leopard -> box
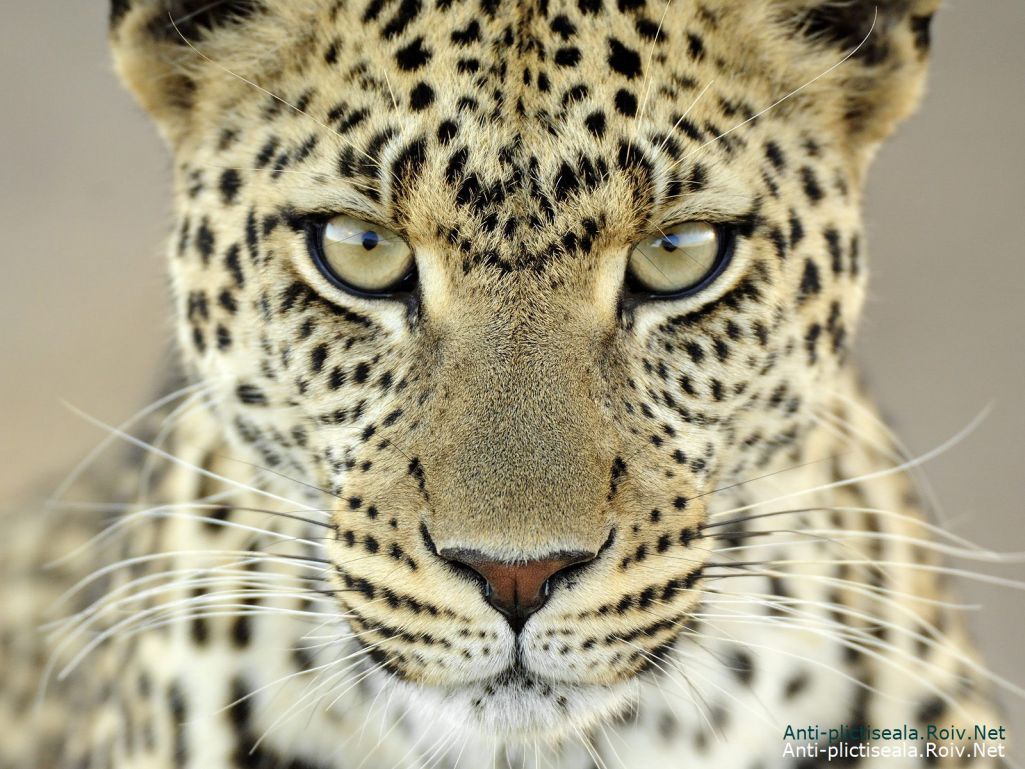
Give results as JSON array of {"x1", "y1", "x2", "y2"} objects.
[{"x1": 0, "y1": 0, "x2": 1015, "y2": 767}]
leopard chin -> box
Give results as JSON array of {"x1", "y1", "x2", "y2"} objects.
[{"x1": 395, "y1": 669, "x2": 637, "y2": 742}]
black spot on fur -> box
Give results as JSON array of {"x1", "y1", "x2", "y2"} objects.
[
  {"x1": 614, "y1": 89, "x2": 638, "y2": 117},
  {"x1": 916, "y1": 696, "x2": 946, "y2": 724},
  {"x1": 584, "y1": 110, "x2": 607, "y2": 137},
  {"x1": 910, "y1": 14, "x2": 933, "y2": 53},
  {"x1": 409, "y1": 82, "x2": 435, "y2": 110},
  {"x1": 800, "y1": 166, "x2": 823, "y2": 203},
  {"x1": 218, "y1": 168, "x2": 242, "y2": 204},
  {"x1": 437, "y1": 120, "x2": 458, "y2": 144},
  {"x1": 608, "y1": 39, "x2": 642, "y2": 78},
  {"x1": 555, "y1": 47, "x2": 582, "y2": 67},
  {"x1": 141, "y1": 1, "x2": 262, "y2": 44},
  {"x1": 381, "y1": 0, "x2": 422, "y2": 39},
  {"x1": 395, "y1": 36, "x2": 431, "y2": 71},
  {"x1": 799, "y1": 258, "x2": 821, "y2": 300}
]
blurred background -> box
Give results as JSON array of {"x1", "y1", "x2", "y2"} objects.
[{"x1": 1, "y1": 1, "x2": 1022, "y2": 730}]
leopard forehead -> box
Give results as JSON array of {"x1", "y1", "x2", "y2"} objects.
[{"x1": 115, "y1": 0, "x2": 929, "y2": 241}]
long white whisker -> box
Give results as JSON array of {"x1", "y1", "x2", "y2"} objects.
[
  {"x1": 58, "y1": 402, "x2": 323, "y2": 515},
  {"x1": 167, "y1": 14, "x2": 382, "y2": 170},
  {"x1": 705, "y1": 505, "x2": 1013, "y2": 557},
  {"x1": 703, "y1": 589, "x2": 1025, "y2": 702},
  {"x1": 45, "y1": 380, "x2": 214, "y2": 507},
  {"x1": 52, "y1": 549, "x2": 328, "y2": 609},
  {"x1": 707, "y1": 404, "x2": 991, "y2": 520},
  {"x1": 668, "y1": 8, "x2": 880, "y2": 170},
  {"x1": 46, "y1": 491, "x2": 241, "y2": 568},
  {"x1": 706, "y1": 556, "x2": 1025, "y2": 591}
]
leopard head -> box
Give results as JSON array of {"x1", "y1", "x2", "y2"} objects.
[{"x1": 111, "y1": 0, "x2": 936, "y2": 740}]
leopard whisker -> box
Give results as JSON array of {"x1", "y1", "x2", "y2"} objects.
[
  {"x1": 703, "y1": 404, "x2": 991, "y2": 521},
  {"x1": 135, "y1": 387, "x2": 219, "y2": 500},
  {"x1": 696, "y1": 451, "x2": 850, "y2": 503},
  {"x1": 449, "y1": 719, "x2": 471, "y2": 769},
  {"x1": 107, "y1": 599, "x2": 338, "y2": 643},
  {"x1": 213, "y1": 452, "x2": 342, "y2": 503},
  {"x1": 60, "y1": 581, "x2": 334, "y2": 638},
  {"x1": 350, "y1": 667, "x2": 394, "y2": 746},
  {"x1": 198, "y1": 650, "x2": 348, "y2": 725},
  {"x1": 275, "y1": 658, "x2": 391, "y2": 751},
  {"x1": 415, "y1": 722, "x2": 462, "y2": 769},
  {"x1": 666, "y1": 8, "x2": 880, "y2": 174},
  {"x1": 54, "y1": 573, "x2": 369, "y2": 651},
  {"x1": 818, "y1": 388, "x2": 946, "y2": 523},
  {"x1": 102, "y1": 509, "x2": 327, "y2": 549},
  {"x1": 659, "y1": 649, "x2": 778, "y2": 735},
  {"x1": 596, "y1": 722, "x2": 630, "y2": 769},
  {"x1": 688, "y1": 610, "x2": 979, "y2": 722},
  {"x1": 703, "y1": 589, "x2": 1025, "y2": 702},
  {"x1": 49, "y1": 555, "x2": 329, "y2": 623},
  {"x1": 698, "y1": 584, "x2": 961, "y2": 669},
  {"x1": 701, "y1": 568, "x2": 976, "y2": 610},
  {"x1": 54, "y1": 541, "x2": 398, "y2": 632},
  {"x1": 254, "y1": 654, "x2": 386, "y2": 752},
  {"x1": 607, "y1": 625, "x2": 719, "y2": 739},
  {"x1": 208, "y1": 623, "x2": 397, "y2": 727},
  {"x1": 45, "y1": 602, "x2": 338, "y2": 696},
  {"x1": 634, "y1": 0, "x2": 674, "y2": 126},
  {"x1": 670, "y1": 524, "x2": 904, "y2": 595},
  {"x1": 46, "y1": 570, "x2": 326, "y2": 636},
  {"x1": 160, "y1": 0, "x2": 240, "y2": 28},
  {"x1": 631, "y1": 638, "x2": 776, "y2": 732},
  {"x1": 351, "y1": 688, "x2": 412, "y2": 769},
  {"x1": 572, "y1": 726, "x2": 611, "y2": 769},
  {"x1": 45, "y1": 490, "x2": 242, "y2": 568},
  {"x1": 52, "y1": 548, "x2": 330, "y2": 609},
  {"x1": 705, "y1": 556, "x2": 1025, "y2": 591},
  {"x1": 703, "y1": 505, "x2": 1012, "y2": 557},
  {"x1": 82, "y1": 585, "x2": 330, "y2": 625},
  {"x1": 51, "y1": 503, "x2": 330, "y2": 574},
  {"x1": 61, "y1": 401, "x2": 323, "y2": 509},
  {"x1": 612, "y1": 443, "x2": 847, "y2": 508},
  {"x1": 38, "y1": 500, "x2": 139, "y2": 512},
  {"x1": 811, "y1": 410, "x2": 904, "y2": 466},
  {"x1": 673, "y1": 622, "x2": 911, "y2": 705},
  {"x1": 652, "y1": 79, "x2": 715, "y2": 160},
  {"x1": 707, "y1": 526, "x2": 1025, "y2": 563},
  {"x1": 166, "y1": 13, "x2": 385, "y2": 173},
  {"x1": 45, "y1": 378, "x2": 217, "y2": 510}
]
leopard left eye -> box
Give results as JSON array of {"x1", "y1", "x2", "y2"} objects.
[
  {"x1": 626, "y1": 221, "x2": 733, "y2": 298},
  {"x1": 308, "y1": 214, "x2": 416, "y2": 297}
]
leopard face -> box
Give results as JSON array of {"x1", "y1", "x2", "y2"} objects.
[{"x1": 111, "y1": 0, "x2": 936, "y2": 740}]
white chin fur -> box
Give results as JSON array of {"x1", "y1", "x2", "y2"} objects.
[{"x1": 394, "y1": 673, "x2": 637, "y2": 743}]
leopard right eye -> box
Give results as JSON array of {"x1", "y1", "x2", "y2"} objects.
[
  {"x1": 308, "y1": 214, "x2": 417, "y2": 297},
  {"x1": 626, "y1": 221, "x2": 733, "y2": 299}
]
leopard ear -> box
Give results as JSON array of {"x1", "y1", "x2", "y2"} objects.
[
  {"x1": 774, "y1": 0, "x2": 939, "y2": 148},
  {"x1": 108, "y1": 1, "x2": 264, "y2": 139}
]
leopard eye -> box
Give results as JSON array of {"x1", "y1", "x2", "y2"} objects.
[
  {"x1": 310, "y1": 214, "x2": 415, "y2": 296},
  {"x1": 626, "y1": 221, "x2": 731, "y2": 298}
]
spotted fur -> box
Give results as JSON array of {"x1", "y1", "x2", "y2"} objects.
[{"x1": 0, "y1": 0, "x2": 1009, "y2": 767}]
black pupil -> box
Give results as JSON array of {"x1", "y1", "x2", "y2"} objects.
[
  {"x1": 360, "y1": 230, "x2": 380, "y2": 250},
  {"x1": 659, "y1": 232, "x2": 680, "y2": 252}
]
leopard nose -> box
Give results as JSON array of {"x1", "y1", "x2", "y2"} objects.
[{"x1": 439, "y1": 549, "x2": 596, "y2": 632}]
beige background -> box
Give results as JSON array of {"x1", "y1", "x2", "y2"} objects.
[{"x1": 1, "y1": 2, "x2": 1022, "y2": 731}]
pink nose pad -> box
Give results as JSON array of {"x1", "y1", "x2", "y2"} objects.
[{"x1": 439, "y1": 549, "x2": 596, "y2": 632}]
